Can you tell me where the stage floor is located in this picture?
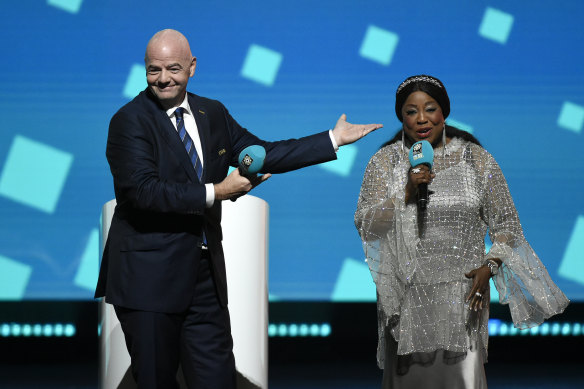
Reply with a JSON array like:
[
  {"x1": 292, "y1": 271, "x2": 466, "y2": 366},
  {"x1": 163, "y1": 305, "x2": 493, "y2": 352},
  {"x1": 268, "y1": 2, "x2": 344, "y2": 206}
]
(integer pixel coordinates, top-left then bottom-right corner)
[{"x1": 1, "y1": 361, "x2": 582, "y2": 389}]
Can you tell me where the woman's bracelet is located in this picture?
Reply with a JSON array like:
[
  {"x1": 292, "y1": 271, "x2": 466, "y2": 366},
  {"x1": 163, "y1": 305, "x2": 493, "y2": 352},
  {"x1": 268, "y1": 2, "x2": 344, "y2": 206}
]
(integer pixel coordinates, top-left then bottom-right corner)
[{"x1": 484, "y1": 259, "x2": 499, "y2": 276}]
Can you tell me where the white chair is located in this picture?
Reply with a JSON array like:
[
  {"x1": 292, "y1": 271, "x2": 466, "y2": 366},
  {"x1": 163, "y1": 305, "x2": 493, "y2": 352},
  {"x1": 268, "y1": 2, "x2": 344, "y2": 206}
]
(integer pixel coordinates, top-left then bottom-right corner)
[{"x1": 98, "y1": 195, "x2": 269, "y2": 389}]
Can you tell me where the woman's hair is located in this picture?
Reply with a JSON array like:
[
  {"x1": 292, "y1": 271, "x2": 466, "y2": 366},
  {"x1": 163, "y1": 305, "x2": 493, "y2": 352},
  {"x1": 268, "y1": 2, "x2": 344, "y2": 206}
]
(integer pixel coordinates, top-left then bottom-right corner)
[{"x1": 380, "y1": 125, "x2": 482, "y2": 149}]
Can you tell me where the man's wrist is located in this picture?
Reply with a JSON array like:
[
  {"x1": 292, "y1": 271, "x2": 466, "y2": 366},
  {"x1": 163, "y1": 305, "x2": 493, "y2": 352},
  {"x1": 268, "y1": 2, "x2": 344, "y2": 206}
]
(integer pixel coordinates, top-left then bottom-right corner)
[{"x1": 328, "y1": 129, "x2": 339, "y2": 152}]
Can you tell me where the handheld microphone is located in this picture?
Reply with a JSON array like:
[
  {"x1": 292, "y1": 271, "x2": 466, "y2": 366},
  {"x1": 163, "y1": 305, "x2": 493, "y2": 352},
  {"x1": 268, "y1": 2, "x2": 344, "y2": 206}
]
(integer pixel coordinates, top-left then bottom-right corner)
[
  {"x1": 408, "y1": 140, "x2": 434, "y2": 210},
  {"x1": 238, "y1": 145, "x2": 266, "y2": 177}
]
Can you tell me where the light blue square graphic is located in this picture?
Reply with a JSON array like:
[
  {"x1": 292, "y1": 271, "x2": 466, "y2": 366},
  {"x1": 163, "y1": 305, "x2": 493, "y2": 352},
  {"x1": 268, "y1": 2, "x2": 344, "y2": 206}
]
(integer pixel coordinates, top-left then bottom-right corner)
[
  {"x1": 359, "y1": 25, "x2": 399, "y2": 66},
  {"x1": 0, "y1": 135, "x2": 73, "y2": 214},
  {"x1": 320, "y1": 144, "x2": 358, "y2": 177},
  {"x1": 47, "y1": 0, "x2": 83, "y2": 14},
  {"x1": 558, "y1": 216, "x2": 584, "y2": 285},
  {"x1": 331, "y1": 257, "x2": 376, "y2": 302},
  {"x1": 123, "y1": 64, "x2": 147, "y2": 99},
  {"x1": 74, "y1": 228, "x2": 99, "y2": 291},
  {"x1": 489, "y1": 279, "x2": 500, "y2": 303},
  {"x1": 446, "y1": 118, "x2": 474, "y2": 134},
  {"x1": 241, "y1": 44, "x2": 283, "y2": 87},
  {"x1": 0, "y1": 255, "x2": 32, "y2": 300},
  {"x1": 479, "y1": 7, "x2": 514, "y2": 44},
  {"x1": 557, "y1": 101, "x2": 584, "y2": 133}
]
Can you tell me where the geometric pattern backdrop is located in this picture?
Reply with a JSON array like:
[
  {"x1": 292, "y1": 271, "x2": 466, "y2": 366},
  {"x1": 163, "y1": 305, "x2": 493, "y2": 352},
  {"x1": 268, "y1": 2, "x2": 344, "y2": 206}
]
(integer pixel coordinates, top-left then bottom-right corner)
[{"x1": 0, "y1": 0, "x2": 583, "y2": 301}]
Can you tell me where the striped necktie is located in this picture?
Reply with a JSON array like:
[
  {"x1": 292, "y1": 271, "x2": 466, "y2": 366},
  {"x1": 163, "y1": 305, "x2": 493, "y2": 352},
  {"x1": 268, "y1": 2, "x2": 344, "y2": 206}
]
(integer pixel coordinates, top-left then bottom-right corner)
[
  {"x1": 175, "y1": 107, "x2": 207, "y2": 246},
  {"x1": 175, "y1": 107, "x2": 203, "y2": 181}
]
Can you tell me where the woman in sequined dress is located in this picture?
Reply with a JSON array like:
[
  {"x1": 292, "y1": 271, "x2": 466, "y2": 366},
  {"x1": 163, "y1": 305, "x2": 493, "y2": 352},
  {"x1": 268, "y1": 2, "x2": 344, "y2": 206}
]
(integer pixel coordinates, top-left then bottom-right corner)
[{"x1": 354, "y1": 75, "x2": 569, "y2": 388}]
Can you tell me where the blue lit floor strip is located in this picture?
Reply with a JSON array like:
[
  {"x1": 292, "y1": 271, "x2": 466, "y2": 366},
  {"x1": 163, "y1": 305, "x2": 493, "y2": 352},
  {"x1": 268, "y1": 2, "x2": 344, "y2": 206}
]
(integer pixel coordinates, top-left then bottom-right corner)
[
  {"x1": 268, "y1": 323, "x2": 331, "y2": 337},
  {"x1": 268, "y1": 321, "x2": 583, "y2": 338},
  {"x1": 2, "y1": 321, "x2": 581, "y2": 338},
  {"x1": 0, "y1": 323, "x2": 76, "y2": 337},
  {"x1": 488, "y1": 319, "x2": 582, "y2": 336}
]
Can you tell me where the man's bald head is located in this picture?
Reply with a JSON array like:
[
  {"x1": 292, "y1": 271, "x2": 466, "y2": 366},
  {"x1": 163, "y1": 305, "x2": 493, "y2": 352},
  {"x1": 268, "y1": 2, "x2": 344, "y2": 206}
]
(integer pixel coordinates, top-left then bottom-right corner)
[
  {"x1": 144, "y1": 29, "x2": 197, "y2": 109},
  {"x1": 145, "y1": 29, "x2": 192, "y2": 63}
]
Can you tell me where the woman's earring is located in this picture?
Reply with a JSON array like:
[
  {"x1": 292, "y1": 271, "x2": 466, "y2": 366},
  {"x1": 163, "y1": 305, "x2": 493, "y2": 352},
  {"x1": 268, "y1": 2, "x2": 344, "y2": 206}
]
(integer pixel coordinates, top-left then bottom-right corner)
[
  {"x1": 401, "y1": 129, "x2": 405, "y2": 154},
  {"x1": 442, "y1": 123, "x2": 447, "y2": 157}
]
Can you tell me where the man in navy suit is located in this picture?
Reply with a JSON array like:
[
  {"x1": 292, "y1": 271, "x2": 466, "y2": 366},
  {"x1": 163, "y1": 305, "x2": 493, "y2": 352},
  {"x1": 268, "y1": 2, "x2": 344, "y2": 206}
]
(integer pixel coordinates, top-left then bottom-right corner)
[{"x1": 95, "y1": 29, "x2": 382, "y2": 389}]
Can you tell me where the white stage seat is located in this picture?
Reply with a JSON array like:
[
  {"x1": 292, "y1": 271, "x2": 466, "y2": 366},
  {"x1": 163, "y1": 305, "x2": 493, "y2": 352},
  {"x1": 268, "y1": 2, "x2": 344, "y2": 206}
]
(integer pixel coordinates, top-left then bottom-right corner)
[{"x1": 98, "y1": 195, "x2": 269, "y2": 389}]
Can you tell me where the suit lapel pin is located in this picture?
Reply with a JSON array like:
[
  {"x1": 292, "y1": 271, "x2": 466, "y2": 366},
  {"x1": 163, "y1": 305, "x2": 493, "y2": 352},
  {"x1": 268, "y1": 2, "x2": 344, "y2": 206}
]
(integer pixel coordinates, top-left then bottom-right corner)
[
  {"x1": 218, "y1": 149, "x2": 226, "y2": 156},
  {"x1": 199, "y1": 109, "x2": 205, "y2": 115}
]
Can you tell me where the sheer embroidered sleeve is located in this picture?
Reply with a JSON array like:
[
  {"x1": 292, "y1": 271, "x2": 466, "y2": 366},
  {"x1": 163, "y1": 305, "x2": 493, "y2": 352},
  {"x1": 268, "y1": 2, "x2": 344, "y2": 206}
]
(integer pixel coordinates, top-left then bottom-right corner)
[
  {"x1": 355, "y1": 143, "x2": 417, "y2": 365},
  {"x1": 479, "y1": 149, "x2": 569, "y2": 328}
]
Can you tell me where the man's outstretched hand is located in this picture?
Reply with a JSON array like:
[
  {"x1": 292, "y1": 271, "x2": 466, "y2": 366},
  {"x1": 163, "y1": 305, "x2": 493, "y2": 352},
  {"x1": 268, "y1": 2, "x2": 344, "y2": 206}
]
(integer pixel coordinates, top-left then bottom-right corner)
[{"x1": 332, "y1": 114, "x2": 383, "y2": 147}]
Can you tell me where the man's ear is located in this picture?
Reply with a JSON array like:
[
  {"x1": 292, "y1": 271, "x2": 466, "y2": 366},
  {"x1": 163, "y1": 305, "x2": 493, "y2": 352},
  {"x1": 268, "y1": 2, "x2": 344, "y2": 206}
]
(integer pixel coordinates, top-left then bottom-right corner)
[{"x1": 189, "y1": 57, "x2": 197, "y2": 77}]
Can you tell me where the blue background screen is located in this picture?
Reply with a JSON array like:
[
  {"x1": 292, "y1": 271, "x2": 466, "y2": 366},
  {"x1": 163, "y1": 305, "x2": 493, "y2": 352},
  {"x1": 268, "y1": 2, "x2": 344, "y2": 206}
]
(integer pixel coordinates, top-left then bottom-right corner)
[{"x1": 0, "y1": 0, "x2": 583, "y2": 302}]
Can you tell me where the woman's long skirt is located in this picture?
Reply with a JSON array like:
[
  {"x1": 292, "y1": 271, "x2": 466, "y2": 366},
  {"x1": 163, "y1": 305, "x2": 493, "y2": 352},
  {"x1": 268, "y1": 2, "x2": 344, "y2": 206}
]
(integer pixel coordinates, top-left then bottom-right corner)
[{"x1": 381, "y1": 335, "x2": 487, "y2": 389}]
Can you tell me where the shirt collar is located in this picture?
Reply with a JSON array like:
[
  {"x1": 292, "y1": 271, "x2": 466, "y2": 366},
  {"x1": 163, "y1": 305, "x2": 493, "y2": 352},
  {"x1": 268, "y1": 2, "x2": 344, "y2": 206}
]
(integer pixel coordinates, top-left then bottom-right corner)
[{"x1": 165, "y1": 93, "x2": 192, "y2": 118}]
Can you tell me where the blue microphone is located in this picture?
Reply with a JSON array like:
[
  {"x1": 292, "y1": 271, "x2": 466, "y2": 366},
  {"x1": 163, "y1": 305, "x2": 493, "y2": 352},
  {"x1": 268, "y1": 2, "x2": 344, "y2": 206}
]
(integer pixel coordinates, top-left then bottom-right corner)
[
  {"x1": 238, "y1": 145, "x2": 266, "y2": 176},
  {"x1": 408, "y1": 140, "x2": 434, "y2": 209}
]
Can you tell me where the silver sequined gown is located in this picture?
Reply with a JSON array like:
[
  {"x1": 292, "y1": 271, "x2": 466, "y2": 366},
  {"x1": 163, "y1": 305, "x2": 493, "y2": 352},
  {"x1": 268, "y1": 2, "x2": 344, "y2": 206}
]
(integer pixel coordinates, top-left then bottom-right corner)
[{"x1": 355, "y1": 137, "x2": 569, "y2": 387}]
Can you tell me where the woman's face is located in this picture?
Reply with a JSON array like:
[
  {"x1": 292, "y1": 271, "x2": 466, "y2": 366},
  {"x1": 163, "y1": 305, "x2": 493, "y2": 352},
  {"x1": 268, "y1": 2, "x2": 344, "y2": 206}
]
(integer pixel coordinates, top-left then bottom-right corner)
[{"x1": 401, "y1": 91, "x2": 445, "y2": 147}]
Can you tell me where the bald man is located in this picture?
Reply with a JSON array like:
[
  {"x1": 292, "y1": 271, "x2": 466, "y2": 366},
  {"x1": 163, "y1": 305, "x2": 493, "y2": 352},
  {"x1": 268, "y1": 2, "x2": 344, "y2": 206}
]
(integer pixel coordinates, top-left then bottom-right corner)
[{"x1": 95, "y1": 29, "x2": 382, "y2": 389}]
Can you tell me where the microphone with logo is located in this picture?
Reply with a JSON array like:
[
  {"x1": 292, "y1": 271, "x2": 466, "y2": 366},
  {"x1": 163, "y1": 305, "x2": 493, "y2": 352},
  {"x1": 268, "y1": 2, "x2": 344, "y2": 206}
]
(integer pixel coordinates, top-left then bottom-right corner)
[
  {"x1": 230, "y1": 145, "x2": 266, "y2": 202},
  {"x1": 238, "y1": 145, "x2": 266, "y2": 177},
  {"x1": 408, "y1": 140, "x2": 434, "y2": 210}
]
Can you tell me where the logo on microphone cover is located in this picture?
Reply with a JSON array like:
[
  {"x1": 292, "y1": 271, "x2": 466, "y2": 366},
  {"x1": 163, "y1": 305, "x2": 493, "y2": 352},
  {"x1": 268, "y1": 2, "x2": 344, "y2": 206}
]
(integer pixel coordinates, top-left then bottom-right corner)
[
  {"x1": 242, "y1": 154, "x2": 254, "y2": 167},
  {"x1": 412, "y1": 143, "x2": 423, "y2": 160}
]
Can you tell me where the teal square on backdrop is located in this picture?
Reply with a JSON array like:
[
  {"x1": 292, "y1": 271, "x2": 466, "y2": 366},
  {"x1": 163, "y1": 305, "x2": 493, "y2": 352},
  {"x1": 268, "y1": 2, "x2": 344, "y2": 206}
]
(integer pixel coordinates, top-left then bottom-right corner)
[
  {"x1": 320, "y1": 144, "x2": 358, "y2": 177},
  {"x1": 123, "y1": 63, "x2": 147, "y2": 99},
  {"x1": 479, "y1": 7, "x2": 514, "y2": 44},
  {"x1": 331, "y1": 257, "x2": 376, "y2": 302},
  {"x1": 0, "y1": 135, "x2": 74, "y2": 214},
  {"x1": 74, "y1": 228, "x2": 99, "y2": 291},
  {"x1": 359, "y1": 25, "x2": 399, "y2": 66},
  {"x1": 241, "y1": 44, "x2": 283, "y2": 87},
  {"x1": 47, "y1": 0, "x2": 83, "y2": 14},
  {"x1": 557, "y1": 101, "x2": 584, "y2": 133},
  {"x1": 446, "y1": 118, "x2": 474, "y2": 134},
  {"x1": 559, "y1": 216, "x2": 584, "y2": 285},
  {"x1": 0, "y1": 255, "x2": 32, "y2": 300}
]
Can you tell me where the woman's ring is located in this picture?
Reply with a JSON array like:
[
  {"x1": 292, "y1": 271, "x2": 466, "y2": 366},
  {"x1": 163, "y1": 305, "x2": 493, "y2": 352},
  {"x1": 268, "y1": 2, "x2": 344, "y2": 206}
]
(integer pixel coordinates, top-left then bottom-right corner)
[
  {"x1": 411, "y1": 168, "x2": 422, "y2": 174},
  {"x1": 475, "y1": 292, "x2": 483, "y2": 298}
]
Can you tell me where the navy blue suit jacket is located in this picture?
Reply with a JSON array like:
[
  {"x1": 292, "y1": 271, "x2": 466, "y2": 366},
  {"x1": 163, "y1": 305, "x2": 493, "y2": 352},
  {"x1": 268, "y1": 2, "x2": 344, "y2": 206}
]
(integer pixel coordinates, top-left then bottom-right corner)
[{"x1": 95, "y1": 88, "x2": 337, "y2": 312}]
